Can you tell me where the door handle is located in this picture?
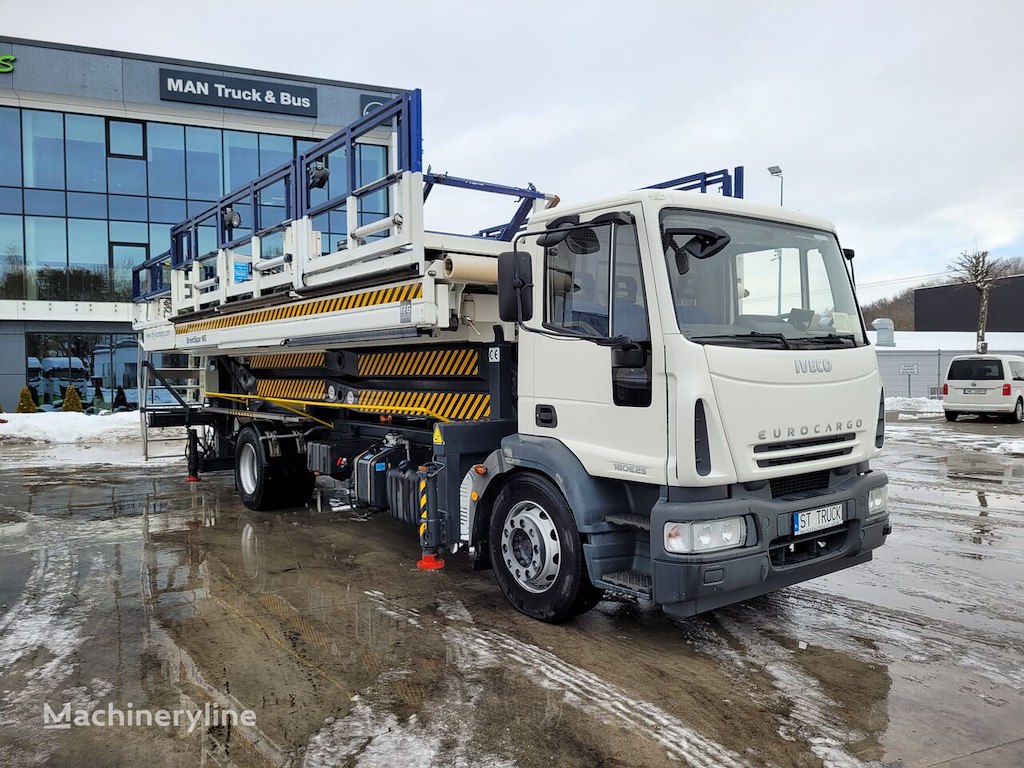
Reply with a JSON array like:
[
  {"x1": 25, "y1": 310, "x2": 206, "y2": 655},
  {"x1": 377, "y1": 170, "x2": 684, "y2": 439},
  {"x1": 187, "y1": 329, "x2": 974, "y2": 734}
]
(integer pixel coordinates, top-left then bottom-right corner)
[{"x1": 535, "y1": 404, "x2": 557, "y2": 428}]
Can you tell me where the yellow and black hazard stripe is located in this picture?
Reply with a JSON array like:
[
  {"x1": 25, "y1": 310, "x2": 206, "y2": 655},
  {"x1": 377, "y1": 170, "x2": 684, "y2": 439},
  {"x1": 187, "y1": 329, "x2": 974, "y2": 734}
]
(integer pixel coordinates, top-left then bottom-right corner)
[
  {"x1": 177, "y1": 282, "x2": 423, "y2": 335},
  {"x1": 255, "y1": 379, "x2": 327, "y2": 401},
  {"x1": 356, "y1": 347, "x2": 479, "y2": 378},
  {"x1": 250, "y1": 352, "x2": 326, "y2": 369},
  {"x1": 356, "y1": 389, "x2": 490, "y2": 421}
]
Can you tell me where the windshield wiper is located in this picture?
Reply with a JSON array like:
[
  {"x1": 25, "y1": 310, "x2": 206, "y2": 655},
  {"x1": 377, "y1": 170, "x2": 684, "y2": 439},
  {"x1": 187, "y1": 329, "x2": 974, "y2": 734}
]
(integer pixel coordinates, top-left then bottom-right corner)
[
  {"x1": 791, "y1": 333, "x2": 857, "y2": 348},
  {"x1": 688, "y1": 332, "x2": 792, "y2": 349}
]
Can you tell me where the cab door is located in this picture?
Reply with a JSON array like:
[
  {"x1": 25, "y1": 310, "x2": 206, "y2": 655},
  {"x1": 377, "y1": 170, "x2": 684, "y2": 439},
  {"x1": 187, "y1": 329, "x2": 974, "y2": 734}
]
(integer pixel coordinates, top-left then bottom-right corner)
[{"x1": 517, "y1": 204, "x2": 668, "y2": 485}]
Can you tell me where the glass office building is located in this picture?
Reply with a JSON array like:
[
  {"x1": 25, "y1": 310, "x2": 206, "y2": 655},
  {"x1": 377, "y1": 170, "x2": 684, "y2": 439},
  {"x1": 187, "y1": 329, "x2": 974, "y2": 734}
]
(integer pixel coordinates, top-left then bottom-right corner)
[{"x1": 0, "y1": 37, "x2": 399, "y2": 410}]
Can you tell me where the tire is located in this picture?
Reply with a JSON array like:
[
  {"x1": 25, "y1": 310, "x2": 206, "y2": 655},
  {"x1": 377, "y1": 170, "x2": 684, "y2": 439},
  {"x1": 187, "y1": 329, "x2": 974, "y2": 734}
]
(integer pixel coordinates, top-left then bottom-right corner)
[
  {"x1": 571, "y1": 579, "x2": 606, "y2": 616},
  {"x1": 234, "y1": 425, "x2": 316, "y2": 511},
  {"x1": 944, "y1": 411, "x2": 959, "y2": 422},
  {"x1": 275, "y1": 434, "x2": 317, "y2": 508},
  {"x1": 488, "y1": 473, "x2": 595, "y2": 623},
  {"x1": 277, "y1": 467, "x2": 316, "y2": 508},
  {"x1": 234, "y1": 426, "x2": 279, "y2": 510},
  {"x1": 1008, "y1": 399, "x2": 1024, "y2": 424}
]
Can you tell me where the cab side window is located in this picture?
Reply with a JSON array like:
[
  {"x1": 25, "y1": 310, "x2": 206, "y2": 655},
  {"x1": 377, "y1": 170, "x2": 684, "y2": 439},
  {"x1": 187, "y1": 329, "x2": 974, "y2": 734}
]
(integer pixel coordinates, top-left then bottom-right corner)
[
  {"x1": 545, "y1": 226, "x2": 611, "y2": 335},
  {"x1": 544, "y1": 221, "x2": 649, "y2": 343}
]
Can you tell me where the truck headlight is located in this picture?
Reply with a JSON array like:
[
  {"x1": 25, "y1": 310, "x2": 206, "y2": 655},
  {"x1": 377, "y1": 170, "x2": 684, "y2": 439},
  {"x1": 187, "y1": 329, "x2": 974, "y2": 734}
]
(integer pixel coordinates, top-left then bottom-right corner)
[
  {"x1": 664, "y1": 518, "x2": 747, "y2": 554},
  {"x1": 868, "y1": 485, "x2": 888, "y2": 515}
]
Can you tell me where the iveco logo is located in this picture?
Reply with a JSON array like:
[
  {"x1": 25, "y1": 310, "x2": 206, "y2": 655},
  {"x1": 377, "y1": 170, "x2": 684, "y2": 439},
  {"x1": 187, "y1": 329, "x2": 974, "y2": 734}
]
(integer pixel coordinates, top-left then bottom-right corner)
[{"x1": 795, "y1": 359, "x2": 832, "y2": 373}]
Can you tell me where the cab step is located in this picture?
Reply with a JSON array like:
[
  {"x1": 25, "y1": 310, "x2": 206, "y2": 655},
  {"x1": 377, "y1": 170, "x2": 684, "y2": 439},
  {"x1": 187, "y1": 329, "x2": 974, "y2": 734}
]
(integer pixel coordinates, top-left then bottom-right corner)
[
  {"x1": 605, "y1": 513, "x2": 651, "y2": 531},
  {"x1": 600, "y1": 570, "x2": 652, "y2": 597}
]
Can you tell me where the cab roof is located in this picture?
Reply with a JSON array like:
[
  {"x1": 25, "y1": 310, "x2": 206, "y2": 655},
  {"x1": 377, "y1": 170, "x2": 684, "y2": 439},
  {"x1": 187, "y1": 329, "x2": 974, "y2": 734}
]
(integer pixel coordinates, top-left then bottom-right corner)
[{"x1": 527, "y1": 189, "x2": 837, "y2": 233}]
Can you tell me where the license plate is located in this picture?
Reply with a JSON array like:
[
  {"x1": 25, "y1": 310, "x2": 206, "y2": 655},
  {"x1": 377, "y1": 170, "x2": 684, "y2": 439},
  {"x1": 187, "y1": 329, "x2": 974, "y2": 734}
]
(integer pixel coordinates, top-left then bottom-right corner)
[
  {"x1": 793, "y1": 503, "x2": 844, "y2": 536},
  {"x1": 963, "y1": 388, "x2": 986, "y2": 394}
]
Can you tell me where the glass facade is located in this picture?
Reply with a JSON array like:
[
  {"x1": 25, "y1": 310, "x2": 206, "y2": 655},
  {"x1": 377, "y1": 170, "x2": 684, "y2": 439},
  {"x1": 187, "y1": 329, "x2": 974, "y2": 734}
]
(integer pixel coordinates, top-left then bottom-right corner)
[
  {"x1": 23, "y1": 331, "x2": 187, "y2": 410},
  {"x1": 0, "y1": 105, "x2": 318, "y2": 302}
]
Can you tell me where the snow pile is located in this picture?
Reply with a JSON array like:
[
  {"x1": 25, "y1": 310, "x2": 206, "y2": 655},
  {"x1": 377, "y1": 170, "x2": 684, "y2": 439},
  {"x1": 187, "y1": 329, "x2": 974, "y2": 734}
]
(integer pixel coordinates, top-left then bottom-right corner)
[
  {"x1": 897, "y1": 412, "x2": 944, "y2": 421},
  {"x1": 996, "y1": 440, "x2": 1024, "y2": 456},
  {"x1": 0, "y1": 411, "x2": 142, "y2": 444},
  {"x1": 886, "y1": 396, "x2": 943, "y2": 413}
]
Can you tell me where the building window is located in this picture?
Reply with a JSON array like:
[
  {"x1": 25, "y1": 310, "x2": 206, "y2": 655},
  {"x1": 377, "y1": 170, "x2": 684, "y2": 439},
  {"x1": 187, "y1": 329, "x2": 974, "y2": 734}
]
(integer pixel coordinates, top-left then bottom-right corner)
[
  {"x1": 107, "y1": 120, "x2": 145, "y2": 158},
  {"x1": 109, "y1": 195, "x2": 148, "y2": 222},
  {"x1": 0, "y1": 108, "x2": 21, "y2": 187},
  {"x1": 111, "y1": 242, "x2": 148, "y2": 301},
  {"x1": 186, "y1": 127, "x2": 223, "y2": 201},
  {"x1": 149, "y1": 198, "x2": 186, "y2": 224},
  {"x1": 25, "y1": 216, "x2": 68, "y2": 300},
  {"x1": 68, "y1": 218, "x2": 111, "y2": 301},
  {"x1": 22, "y1": 111, "x2": 65, "y2": 189},
  {"x1": 0, "y1": 187, "x2": 21, "y2": 215},
  {"x1": 24, "y1": 189, "x2": 66, "y2": 217},
  {"x1": 66, "y1": 115, "x2": 107, "y2": 192},
  {"x1": 0, "y1": 213, "x2": 25, "y2": 299},
  {"x1": 147, "y1": 123, "x2": 185, "y2": 198},
  {"x1": 108, "y1": 157, "x2": 147, "y2": 196},
  {"x1": 224, "y1": 131, "x2": 259, "y2": 192},
  {"x1": 67, "y1": 192, "x2": 108, "y2": 219},
  {"x1": 258, "y1": 133, "x2": 292, "y2": 175}
]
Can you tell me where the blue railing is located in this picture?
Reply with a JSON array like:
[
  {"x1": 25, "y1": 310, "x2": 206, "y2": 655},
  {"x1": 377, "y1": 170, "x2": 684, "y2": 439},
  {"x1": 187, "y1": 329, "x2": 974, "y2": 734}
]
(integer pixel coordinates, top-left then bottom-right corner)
[
  {"x1": 132, "y1": 250, "x2": 171, "y2": 301},
  {"x1": 645, "y1": 168, "x2": 745, "y2": 198},
  {"x1": 132, "y1": 86, "x2": 744, "y2": 303}
]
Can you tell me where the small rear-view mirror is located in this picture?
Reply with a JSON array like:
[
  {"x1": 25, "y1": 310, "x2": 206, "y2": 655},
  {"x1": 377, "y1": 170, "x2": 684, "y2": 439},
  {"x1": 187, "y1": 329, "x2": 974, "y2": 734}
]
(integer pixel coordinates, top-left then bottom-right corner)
[{"x1": 498, "y1": 251, "x2": 533, "y2": 323}]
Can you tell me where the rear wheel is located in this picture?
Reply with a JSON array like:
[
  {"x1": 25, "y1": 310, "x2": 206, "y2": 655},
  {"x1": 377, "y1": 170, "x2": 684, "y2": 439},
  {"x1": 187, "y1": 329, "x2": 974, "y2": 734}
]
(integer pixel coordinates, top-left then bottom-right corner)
[
  {"x1": 234, "y1": 425, "x2": 315, "y2": 510},
  {"x1": 235, "y1": 426, "x2": 278, "y2": 510},
  {"x1": 1009, "y1": 399, "x2": 1024, "y2": 424},
  {"x1": 944, "y1": 411, "x2": 959, "y2": 422},
  {"x1": 488, "y1": 474, "x2": 597, "y2": 623}
]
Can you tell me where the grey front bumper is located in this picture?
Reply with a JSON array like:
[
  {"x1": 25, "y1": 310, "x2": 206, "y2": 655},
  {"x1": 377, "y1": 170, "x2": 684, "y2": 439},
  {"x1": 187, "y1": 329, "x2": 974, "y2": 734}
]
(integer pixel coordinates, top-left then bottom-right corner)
[{"x1": 651, "y1": 470, "x2": 890, "y2": 617}]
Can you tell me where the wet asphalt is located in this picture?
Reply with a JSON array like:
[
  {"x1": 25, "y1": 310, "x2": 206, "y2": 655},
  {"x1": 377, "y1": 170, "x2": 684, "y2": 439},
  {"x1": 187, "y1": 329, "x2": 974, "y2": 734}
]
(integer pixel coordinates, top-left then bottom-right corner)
[{"x1": 0, "y1": 415, "x2": 1022, "y2": 767}]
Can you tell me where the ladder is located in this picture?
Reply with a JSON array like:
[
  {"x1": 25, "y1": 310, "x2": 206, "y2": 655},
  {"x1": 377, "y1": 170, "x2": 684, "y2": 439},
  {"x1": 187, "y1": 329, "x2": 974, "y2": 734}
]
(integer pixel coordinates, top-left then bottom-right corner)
[{"x1": 137, "y1": 344, "x2": 204, "y2": 460}]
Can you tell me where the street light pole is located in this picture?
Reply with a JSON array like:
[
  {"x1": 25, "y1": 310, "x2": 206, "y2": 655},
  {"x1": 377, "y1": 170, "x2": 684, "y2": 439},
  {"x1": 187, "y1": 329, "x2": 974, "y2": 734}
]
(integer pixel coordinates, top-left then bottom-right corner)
[
  {"x1": 767, "y1": 165, "x2": 784, "y2": 206},
  {"x1": 767, "y1": 167, "x2": 785, "y2": 315}
]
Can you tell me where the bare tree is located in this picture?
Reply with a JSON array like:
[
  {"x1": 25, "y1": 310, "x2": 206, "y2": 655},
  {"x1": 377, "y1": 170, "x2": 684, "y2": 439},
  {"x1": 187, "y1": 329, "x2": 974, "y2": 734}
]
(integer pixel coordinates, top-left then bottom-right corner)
[{"x1": 947, "y1": 249, "x2": 1011, "y2": 353}]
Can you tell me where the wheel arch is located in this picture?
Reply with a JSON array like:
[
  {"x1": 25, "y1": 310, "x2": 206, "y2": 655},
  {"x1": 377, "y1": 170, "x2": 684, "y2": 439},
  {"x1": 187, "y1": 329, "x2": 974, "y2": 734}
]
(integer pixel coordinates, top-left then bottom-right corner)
[{"x1": 466, "y1": 435, "x2": 631, "y2": 567}]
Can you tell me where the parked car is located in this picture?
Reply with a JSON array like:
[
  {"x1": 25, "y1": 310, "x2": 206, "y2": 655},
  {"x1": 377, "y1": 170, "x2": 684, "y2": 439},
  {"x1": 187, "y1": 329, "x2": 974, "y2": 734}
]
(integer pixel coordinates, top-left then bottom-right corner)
[{"x1": 942, "y1": 354, "x2": 1024, "y2": 423}]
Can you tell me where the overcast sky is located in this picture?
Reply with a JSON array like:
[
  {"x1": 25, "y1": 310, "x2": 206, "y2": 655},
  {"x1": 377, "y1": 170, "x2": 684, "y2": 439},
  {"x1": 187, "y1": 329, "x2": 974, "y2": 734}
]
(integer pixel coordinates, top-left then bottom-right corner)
[{"x1": 4, "y1": 0, "x2": 1022, "y2": 303}]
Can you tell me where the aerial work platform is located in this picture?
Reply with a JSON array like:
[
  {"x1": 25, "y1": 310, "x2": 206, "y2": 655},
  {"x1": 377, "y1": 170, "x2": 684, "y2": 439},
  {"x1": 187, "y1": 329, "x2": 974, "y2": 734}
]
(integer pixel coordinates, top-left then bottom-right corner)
[{"x1": 132, "y1": 90, "x2": 743, "y2": 360}]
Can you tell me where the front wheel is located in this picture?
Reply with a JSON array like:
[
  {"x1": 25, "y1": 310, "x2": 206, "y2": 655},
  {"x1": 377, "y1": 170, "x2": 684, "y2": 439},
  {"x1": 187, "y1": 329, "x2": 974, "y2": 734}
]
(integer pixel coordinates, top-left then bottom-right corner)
[{"x1": 488, "y1": 473, "x2": 598, "y2": 623}]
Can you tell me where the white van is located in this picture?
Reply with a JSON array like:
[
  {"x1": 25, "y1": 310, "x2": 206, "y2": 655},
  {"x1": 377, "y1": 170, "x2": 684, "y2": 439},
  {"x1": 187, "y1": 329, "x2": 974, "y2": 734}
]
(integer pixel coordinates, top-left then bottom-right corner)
[{"x1": 942, "y1": 354, "x2": 1024, "y2": 422}]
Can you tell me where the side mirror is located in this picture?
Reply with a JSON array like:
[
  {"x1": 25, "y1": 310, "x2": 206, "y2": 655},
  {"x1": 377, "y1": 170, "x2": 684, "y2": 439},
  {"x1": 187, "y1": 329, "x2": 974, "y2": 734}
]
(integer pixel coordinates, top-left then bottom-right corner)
[
  {"x1": 843, "y1": 248, "x2": 855, "y2": 261},
  {"x1": 663, "y1": 227, "x2": 731, "y2": 273},
  {"x1": 498, "y1": 251, "x2": 533, "y2": 323},
  {"x1": 611, "y1": 343, "x2": 645, "y2": 368}
]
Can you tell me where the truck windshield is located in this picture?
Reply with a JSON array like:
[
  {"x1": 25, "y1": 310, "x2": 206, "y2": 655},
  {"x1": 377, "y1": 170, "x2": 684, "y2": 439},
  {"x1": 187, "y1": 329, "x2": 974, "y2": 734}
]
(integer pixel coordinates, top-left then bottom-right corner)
[{"x1": 660, "y1": 209, "x2": 867, "y2": 349}]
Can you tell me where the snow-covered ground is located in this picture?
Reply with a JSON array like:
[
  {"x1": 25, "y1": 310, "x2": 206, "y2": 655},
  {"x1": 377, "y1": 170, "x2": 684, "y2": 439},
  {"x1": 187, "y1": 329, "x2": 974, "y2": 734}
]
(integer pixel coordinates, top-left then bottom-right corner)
[
  {"x1": 885, "y1": 396, "x2": 943, "y2": 413},
  {"x1": 0, "y1": 411, "x2": 143, "y2": 443},
  {"x1": 0, "y1": 412, "x2": 183, "y2": 467}
]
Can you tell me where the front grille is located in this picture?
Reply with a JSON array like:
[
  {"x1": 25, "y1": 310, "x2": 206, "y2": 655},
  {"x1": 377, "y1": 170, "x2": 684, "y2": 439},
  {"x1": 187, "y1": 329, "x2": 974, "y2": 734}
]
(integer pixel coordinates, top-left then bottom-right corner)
[
  {"x1": 753, "y1": 432, "x2": 854, "y2": 453},
  {"x1": 758, "y1": 448, "x2": 853, "y2": 468},
  {"x1": 770, "y1": 470, "x2": 831, "y2": 499},
  {"x1": 754, "y1": 432, "x2": 856, "y2": 468}
]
